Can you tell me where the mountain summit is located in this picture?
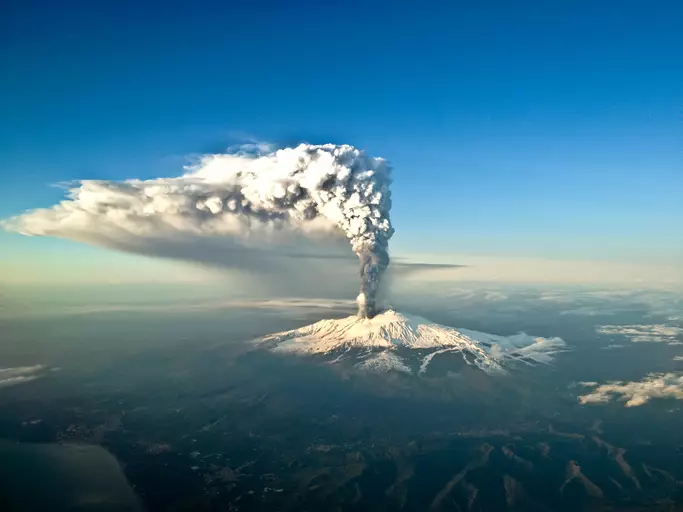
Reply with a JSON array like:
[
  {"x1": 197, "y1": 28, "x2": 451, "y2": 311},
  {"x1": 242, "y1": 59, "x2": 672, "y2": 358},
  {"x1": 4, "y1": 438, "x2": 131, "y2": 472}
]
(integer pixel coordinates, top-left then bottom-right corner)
[{"x1": 257, "y1": 309, "x2": 566, "y2": 375}]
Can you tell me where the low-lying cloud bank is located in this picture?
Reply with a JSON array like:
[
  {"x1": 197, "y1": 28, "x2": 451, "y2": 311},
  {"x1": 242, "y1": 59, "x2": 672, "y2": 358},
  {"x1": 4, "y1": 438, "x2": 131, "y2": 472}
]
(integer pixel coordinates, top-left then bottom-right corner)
[
  {"x1": 3, "y1": 298, "x2": 358, "y2": 319},
  {"x1": 597, "y1": 324, "x2": 683, "y2": 345},
  {"x1": 577, "y1": 373, "x2": 683, "y2": 407}
]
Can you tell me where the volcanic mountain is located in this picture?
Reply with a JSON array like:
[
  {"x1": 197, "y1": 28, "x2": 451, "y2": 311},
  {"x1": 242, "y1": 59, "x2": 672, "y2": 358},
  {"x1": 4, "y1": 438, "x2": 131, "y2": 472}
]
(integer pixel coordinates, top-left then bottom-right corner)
[{"x1": 256, "y1": 309, "x2": 566, "y2": 375}]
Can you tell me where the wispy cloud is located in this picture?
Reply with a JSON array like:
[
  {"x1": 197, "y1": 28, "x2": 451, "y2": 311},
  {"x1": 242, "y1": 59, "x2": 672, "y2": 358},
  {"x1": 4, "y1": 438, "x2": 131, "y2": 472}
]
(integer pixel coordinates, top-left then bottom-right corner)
[
  {"x1": 0, "y1": 365, "x2": 45, "y2": 389},
  {"x1": 396, "y1": 255, "x2": 683, "y2": 287}
]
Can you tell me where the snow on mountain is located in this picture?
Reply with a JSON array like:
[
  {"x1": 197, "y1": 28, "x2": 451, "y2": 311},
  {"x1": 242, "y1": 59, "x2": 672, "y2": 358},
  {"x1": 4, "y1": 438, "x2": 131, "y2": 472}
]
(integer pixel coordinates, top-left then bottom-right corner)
[{"x1": 256, "y1": 309, "x2": 566, "y2": 375}]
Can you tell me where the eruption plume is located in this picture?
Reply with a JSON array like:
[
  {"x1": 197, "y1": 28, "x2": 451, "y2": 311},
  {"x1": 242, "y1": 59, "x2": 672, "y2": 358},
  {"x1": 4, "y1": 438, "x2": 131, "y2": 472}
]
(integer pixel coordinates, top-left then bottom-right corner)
[{"x1": 3, "y1": 144, "x2": 394, "y2": 317}]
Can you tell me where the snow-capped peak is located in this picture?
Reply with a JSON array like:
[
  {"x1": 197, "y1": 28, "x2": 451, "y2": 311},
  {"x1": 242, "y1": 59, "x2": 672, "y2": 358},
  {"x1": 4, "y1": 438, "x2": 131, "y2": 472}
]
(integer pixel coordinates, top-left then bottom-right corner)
[{"x1": 256, "y1": 309, "x2": 566, "y2": 375}]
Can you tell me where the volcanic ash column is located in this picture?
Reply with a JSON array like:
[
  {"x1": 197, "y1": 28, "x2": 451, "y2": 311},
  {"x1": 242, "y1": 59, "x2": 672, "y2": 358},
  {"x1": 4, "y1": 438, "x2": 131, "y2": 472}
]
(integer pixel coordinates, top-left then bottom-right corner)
[
  {"x1": 314, "y1": 146, "x2": 394, "y2": 318},
  {"x1": 3, "y1": 143, "x2": 394, "y2": 317}
]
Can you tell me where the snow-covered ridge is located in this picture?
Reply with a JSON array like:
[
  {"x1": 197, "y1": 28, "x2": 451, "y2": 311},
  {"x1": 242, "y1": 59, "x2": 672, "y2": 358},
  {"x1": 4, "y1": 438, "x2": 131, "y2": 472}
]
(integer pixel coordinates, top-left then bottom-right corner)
[{"x1": 256, "y1": 309, "x2": 566, "y2": 375}]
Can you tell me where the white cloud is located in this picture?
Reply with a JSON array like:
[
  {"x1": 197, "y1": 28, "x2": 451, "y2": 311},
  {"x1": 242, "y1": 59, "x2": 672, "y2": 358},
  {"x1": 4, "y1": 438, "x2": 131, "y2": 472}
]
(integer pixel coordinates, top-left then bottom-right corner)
[
  {"x1": 578, "y1": 373, "x2": 683, "y2": 407},
  {"x1": 597, "y1": 324, "x2": 683, "y2": 344},
  {"x1": 0, "y1": 365, "x2": 45, "y2": 388},
  {"x1": 673, "y1": 356, "x2": 683, "y2": 361}
]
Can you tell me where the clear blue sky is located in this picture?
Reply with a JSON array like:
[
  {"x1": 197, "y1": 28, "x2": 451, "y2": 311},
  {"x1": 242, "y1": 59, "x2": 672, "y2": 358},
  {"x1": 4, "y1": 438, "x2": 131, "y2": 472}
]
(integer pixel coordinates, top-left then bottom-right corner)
[{"x1": 2, "y1": 0, "x2": 682, "y2": 279}]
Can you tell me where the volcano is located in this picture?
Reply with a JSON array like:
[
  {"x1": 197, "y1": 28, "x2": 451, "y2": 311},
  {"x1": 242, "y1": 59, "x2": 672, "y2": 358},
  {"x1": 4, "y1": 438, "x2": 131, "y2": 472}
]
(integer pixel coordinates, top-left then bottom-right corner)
[{"x1": 256, "y1": 309, "x2": 566, "y2": 375}]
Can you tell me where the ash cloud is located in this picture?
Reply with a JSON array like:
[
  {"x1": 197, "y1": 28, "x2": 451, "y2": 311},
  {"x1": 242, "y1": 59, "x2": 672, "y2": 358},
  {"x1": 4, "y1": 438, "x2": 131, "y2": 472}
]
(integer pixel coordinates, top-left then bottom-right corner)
[{"x1": 3, "y1": 144, "x2": 393, "y2": 317}]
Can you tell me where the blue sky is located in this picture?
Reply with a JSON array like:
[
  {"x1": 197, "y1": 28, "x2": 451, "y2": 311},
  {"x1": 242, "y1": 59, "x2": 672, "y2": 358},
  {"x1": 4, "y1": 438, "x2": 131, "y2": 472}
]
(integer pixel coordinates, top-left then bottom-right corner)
[{"x1": 2, "y1": 0, "x2": 682, "y2": 284}]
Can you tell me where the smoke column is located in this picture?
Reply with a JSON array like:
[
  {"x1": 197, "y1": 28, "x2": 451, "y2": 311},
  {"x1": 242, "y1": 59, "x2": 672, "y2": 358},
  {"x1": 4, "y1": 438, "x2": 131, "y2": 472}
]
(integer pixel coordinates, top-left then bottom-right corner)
[{"x1": 4, "y1": 144, "x2": 393, "y2": 318}]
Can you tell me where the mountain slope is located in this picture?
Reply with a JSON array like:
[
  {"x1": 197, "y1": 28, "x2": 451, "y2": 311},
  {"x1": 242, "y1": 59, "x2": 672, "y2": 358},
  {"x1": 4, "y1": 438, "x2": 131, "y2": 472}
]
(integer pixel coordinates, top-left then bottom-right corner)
[{"x1": 256, "y1": 310, "x2": 566, "y2": 375}]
